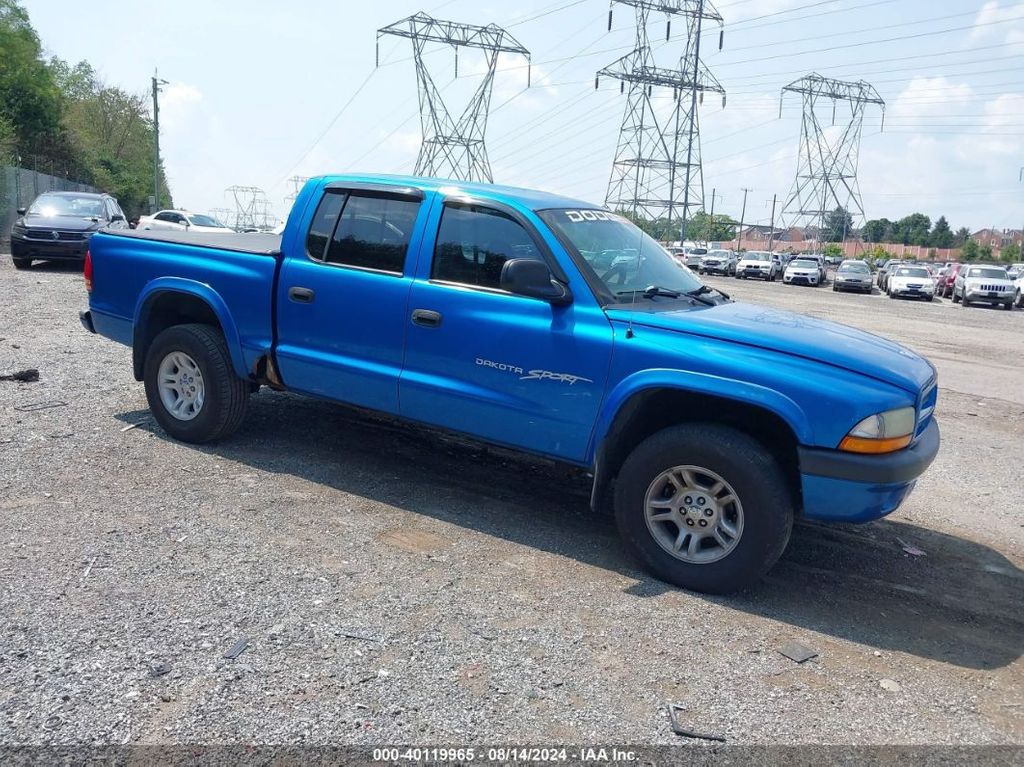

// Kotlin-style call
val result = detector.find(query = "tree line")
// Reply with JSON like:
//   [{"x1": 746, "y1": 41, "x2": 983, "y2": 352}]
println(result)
[{"x1": 0, "y1": 0, "x2": 171, "y2": 217}]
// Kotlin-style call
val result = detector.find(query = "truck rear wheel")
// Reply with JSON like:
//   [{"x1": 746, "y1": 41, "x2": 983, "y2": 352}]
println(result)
[
  {"x1": 143, "y1": 323, "x2": 249, "y2": 443},
  {"x1": 613, "y1": 423, "x2": 793, "y2": 594}
]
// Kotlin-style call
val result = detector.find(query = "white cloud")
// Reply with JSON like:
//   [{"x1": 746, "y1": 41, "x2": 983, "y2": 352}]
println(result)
[
  {"x1": 159, "y1": 83, "x2": 202, "y2": 131},
  {"x1": 971, "y1": 0, "x2": 1024, "y2": 43}
]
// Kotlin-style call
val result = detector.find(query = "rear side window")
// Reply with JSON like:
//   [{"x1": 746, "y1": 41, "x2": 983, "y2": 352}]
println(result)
[
  {"x1": 432, "y1": 204, "x2": 542, "y2": 290},
  {"x1": 306, "y1": 192, "x2": 346, "y2": 259},
  {"x1": 325, "y1": 194, "x2": 419, "y2": 273}
]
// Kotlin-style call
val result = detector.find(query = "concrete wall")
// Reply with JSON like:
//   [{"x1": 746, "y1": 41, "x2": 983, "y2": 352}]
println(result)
[{"x1": 0, "y1": 166, "x2": 98, "y2": 246}]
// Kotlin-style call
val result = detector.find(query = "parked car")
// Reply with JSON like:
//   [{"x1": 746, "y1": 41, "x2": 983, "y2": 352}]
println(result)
[
  {"x1": 782, "y1": 257, "x2": 822, "y2": 287},
  {"x1": 952, "y1": 265, "x2": 1015, "y2": 309},
  {"x1": 699, "y1": 250, "x2": 737, "y2": 276},
  {"x1": 887, "y1": 265, "x2": 935, "y2": 301},
  {"x1": 1006, "y1": 262, "x2": 1024, "y2": 281},
  {"x1": 1014, "y1": 273, "x2": 1024, "y2": 308},
  {"x1": 80, "y1": 174, "x2": 940, "y2": 595},
  {"x1": 938, "y1": 262, "x2": 962, "y2": 297},
  {"x1": 683, "y1": 246, "x2": 708, "y2": 269},
  {"x1": 876, "y1": 259, "x2": 904, "y2": 291},
  {"x1": 808, "y1": 254, "x2": 828, "y2": 282},
  {"x1": 735, "y1": 251, "x2": 780, "y2": 281},
  {"x1": 832, "y1": 260, "x2": 873, "y2": 294},
  {"x1": 136, "y1": 210, "x2": 234, "y2": 233},
  {"x1": 9, "y1": 191, "x2": 129, "y2": 269}
]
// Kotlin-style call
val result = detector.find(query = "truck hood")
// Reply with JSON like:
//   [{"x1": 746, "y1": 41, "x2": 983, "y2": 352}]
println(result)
[{"x1": 608, "y1": 301, "x2": 935, "y2": 395}]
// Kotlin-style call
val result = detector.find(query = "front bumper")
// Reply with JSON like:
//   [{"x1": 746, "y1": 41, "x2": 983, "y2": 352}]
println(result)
[
  {"x1": 835, "y1": 279, "x2": 872, "y2": 291},
  {"x1": 784, "y1": 274, "x2": 818, "y2": 285},
  {"x1": 891, "y1": 285, "x2": 933, "y2": 298},
  {"x1": 740, "y1": 267, "x2": 771, "y2": 279},
  {"x1": 965, "y1": 289, "x2": 1012, "y2": 303},
  {"x1": 11, "y1": 233, "x2": 91, "y2": 261},
  {"x1": 797, "y1": 419, "x2": 940, "y2": 523}
]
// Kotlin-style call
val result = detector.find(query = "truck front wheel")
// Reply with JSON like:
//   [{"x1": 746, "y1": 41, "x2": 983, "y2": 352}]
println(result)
[
  {"x1": 143, "y1": 323, "x2": 250, "y2": 444},
  {"x1": 613, "y1": 423, "x2": 793, "y2": 594}
]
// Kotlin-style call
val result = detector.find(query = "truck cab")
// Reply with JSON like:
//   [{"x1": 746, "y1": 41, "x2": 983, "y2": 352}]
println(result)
[{"x1": 81, "y1": 174, "x2": 940, "y2": 594}]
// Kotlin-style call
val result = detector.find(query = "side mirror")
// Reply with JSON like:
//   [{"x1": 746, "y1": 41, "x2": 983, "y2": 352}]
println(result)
[
  {"x1": 111, "y1": 213, "x2": 125, "y2": 222},
  {"x1": 500, "y1": 258, "x2": 572, "y2": 306},
  {"x1": 16, "y1": 208, "x2": 26, "y2": 216}
]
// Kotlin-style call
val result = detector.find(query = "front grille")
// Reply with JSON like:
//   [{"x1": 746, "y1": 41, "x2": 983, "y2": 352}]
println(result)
[
  {"x1": 977, "y1": 284, "x2": 1007, "y2": 292},
  {"x1": 25, "y1": 229, "x2": 88, "y2": 241},
  {"x1": 917, "y1": 383, "x2": 937, "y2": 437}
]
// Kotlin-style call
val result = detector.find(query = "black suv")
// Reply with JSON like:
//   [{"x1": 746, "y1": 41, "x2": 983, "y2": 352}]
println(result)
[{"x1": 10, "y1": 191, "x2": 130, "y2": 269}]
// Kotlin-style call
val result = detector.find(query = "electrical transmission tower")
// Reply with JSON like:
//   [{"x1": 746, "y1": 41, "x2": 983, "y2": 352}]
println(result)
[
  {"x1": 225, "y1": 185, "x2": 270, "y2": 231},
  {"x1": 779, "y1": 73, "x2": 885, "y2": 236},
  {"x1": 377, "y1": 12, "x2": 530, "y2": 183},
  {"x1": 284, "y1": 175, "x2": 310, "y2": 206},
  {"x1": 209, "y1": 207, "x2": 234, "y2": 229},
  {"x1": 596, "y1": 0, "x2": 725, "y2": 232}
]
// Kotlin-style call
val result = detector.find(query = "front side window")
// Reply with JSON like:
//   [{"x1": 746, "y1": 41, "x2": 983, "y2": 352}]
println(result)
[
  {"x1": 306, "y1": 192, "x2": 346, "y2": 259},
  {"x1": 432, "y1": 204, "x2": 542, "y2": 289},
  {"x1": 539, "y1": 208, "x2": 703, "y2": 300},
  {"x1": 155, "y1": 211, "x2": 179, "y2": 223}
]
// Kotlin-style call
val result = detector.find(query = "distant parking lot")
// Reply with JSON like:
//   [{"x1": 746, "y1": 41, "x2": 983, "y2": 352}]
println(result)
[{"x1": 1, "y1": 256, "x2": 1021, "y2": 746}]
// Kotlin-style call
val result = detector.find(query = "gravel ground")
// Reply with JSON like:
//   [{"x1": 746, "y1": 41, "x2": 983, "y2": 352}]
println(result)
[{"x1": 1, "y1": 256, "x2": 1021, "y2": 747}]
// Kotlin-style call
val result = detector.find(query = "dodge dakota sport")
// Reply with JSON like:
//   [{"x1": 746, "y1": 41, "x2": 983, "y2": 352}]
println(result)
[{"x1": 80, "y1": 175, "x2": 940, "y2": 593}]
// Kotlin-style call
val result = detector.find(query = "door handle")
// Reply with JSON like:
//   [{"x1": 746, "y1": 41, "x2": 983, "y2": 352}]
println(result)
[
  {"x1": 411, "y1": 309, "x2": 442, "y2": 328},
  {"x1": 288, "y1": 286, "x2": 315, "y2": 304}
]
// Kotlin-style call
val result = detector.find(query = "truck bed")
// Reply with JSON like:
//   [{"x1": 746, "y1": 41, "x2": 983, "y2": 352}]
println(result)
[{"x1": 105, "y1": 228, "x2": 282, "y2": 256}]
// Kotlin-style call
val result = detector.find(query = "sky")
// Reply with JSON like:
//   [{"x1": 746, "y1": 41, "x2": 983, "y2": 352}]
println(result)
[{"x1": 21, "y1": 0, "x2": 1024, "y2": 232}]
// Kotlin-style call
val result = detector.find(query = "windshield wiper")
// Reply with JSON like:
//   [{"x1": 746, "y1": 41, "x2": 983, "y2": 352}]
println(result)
[
  {"x1": 687, "y1": 284, "x2": 730, "y2": 302},
  {"x1": 614, "y1": 285, "x2": 683, "y2": 300}
]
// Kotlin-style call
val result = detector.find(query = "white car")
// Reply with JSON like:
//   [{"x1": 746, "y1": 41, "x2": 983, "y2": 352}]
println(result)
[
  {"x1": 783, "y1": 257, "x2": 822, "y2": 287},
  {"x1": 699, "y1": 249, "x2": 737, "y2": 276},
  {"x1": 1013, "y1": 273, "x2": 1024, "y2": 308},
  {"x1": 952, "y1": 265, "x2": 1015, "y2": 309},
  {"x1": 735, "y1": 251, "x2": 780, "y2": 281},
  {"x1": 136, "y1": 210, "x2": 234, "y2": 233},
  {"x1": 887, "y1": 265, "x2": 935, "y2": 301}
]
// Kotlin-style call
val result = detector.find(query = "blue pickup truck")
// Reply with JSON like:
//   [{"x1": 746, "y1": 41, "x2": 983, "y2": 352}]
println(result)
[{"x1": 80, "y1": 175, "x2": 939, "y2": 593}]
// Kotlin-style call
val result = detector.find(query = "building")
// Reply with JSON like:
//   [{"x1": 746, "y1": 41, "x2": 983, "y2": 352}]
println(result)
[{"x1": 970, "y1": 228, "x2": 1023, "y2": 257}]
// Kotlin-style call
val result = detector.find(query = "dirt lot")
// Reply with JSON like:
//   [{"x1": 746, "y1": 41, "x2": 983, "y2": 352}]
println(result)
[{"x1": 1, "y1": 256, "x2": 1022, "y2": 747}]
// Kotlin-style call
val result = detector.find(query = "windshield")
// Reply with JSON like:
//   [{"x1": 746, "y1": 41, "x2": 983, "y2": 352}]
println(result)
[
  {"x1": 706, "y1": 250, "x2": 732, "y2": 258},
  {"x1": 967, "y1": 267, "x2": 1008, "y2": 279},
  {"x1": 743, "y1": 252, "x2": 770, "y2": 262},
  {"x1": 790, "y1": 259, "x2": 816, "y2": 268},
  {"x1": 27, "y1": 194, "x2": 105, "y2": 219},
  {"x1": 188, "y1": 214, "x2": 228, "y2": 228},
  {"x1": 539, "y1": 209, "x2": 703, "y2": 299},
  {"x1": 895, "y1": 267, "x2": 930, "y2": 278},
  {"x1": 839, "y1": 262, "x2": 870, "y2": 273}
]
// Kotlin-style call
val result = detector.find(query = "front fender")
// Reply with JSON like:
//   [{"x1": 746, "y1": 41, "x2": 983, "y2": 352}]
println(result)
[
  {"x1": 588, "y1": 368, "x2": 814, "y2": 464},
  {"x1": 133, "y1": 278, "x2": 248, "y2": 379}
]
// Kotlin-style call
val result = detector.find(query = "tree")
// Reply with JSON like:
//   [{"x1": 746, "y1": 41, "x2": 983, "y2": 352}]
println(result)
[
  {"x1": 929, "y1": 216, "x2": 954, "y2": 248},
  {"x1": 894, "y1": 213, "x2": 931, "y2": 246},
  {"x1": 686, "y1": 210, "x2": 736, "y2": 242},
  {"x1": 953, "y1": 227, "x2": 970, "y2": 247},
  {"x1": 823, "y1": 243, "x2": 843, "y2": 258},
  {"x1": 961, "y1": 239, "x2": 979, "y2": 262},
  {"x1": 978, "y1": 244, "x2": 993, "y2": 261},
  {"x1": 1000, "y1": 242, "x2": 1020, "y2": 262},
  {"x1": 821, "y1": 206, "x2": 853, "y2": 242},
  {"x1": 0, "y1": 0, "x2": 71, "y2": 165},
  {"x1": 862, "y1": 218, "x2": 891, "y2": 243}
]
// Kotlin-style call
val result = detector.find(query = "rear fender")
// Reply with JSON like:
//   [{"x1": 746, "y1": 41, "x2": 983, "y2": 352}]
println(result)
[{"x1": 133, "y1": 278, "x2": 247, "y2": 379}]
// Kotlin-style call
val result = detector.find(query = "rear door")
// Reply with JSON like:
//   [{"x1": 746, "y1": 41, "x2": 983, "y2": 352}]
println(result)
[
  {"x1": 398, "y1": 198, "x2": 613, "y2": 462},
  {"x1": 274, "y1": 183, "x2": 431, "y2": 414}
]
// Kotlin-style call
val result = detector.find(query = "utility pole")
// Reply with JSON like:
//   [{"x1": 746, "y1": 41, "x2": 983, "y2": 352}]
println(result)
[
  {"x1": 151, "y1": 70, "x2": 169, "y2": 213},
  {"x1": 706, "y1": 187, "x2": 722, "y2": 244},
  {"x1": 766, "y1": 194, "x2": 778, "y2": 253},
  {"x1": 737, "y1": 187, "x2": 751, "y2": 251}
]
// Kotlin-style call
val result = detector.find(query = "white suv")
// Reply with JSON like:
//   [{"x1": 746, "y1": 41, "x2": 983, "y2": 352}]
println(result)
[
  {"x1": 735, "y1": 251, "x2": 780, "y2": 281},
  {"x1": 953, "y1": 265, "x2": 1015, "y2": 309}
]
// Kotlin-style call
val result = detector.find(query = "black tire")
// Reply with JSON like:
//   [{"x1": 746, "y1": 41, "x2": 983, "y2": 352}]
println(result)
[
  {"x1": 143, "y1": 323, "x2": 250, "y2": 444},
  {"x1": 952, "y1": 290, "x2": 961, "y2": 304},
  {"x1": 12, "y1": 257, "x2": 31, "y2": 270},
  {"x1": 1016, "y1": 290, "x2": 1023, "y2": 308},
  {"x1": 962, "y1": 295, "x2": 971, "y2": 307},
  {"x1": 613, "y1": 423, "x2": 793, "y2": 594}
]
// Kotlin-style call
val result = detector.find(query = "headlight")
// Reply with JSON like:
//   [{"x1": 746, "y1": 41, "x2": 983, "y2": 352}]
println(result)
[
  {"x1": 11, "y1": 221, "x2": 27, "y2": 236},
  {"x1": 839, "y1": 406, "x2": 916, "y2": 454}
]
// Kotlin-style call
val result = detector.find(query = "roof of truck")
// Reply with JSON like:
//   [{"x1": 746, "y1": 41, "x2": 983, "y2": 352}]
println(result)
[{"x1": 314, "y1": 174, "x2": 599, "y2": 212}]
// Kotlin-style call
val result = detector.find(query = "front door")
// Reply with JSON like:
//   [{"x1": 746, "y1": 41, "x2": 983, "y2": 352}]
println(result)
[
  {"x1": 275, "y1": 186, "x2": 429, "y2": 414},
  {"x1": 398, "y1": 200, "x2": 612, "y2": 462}
]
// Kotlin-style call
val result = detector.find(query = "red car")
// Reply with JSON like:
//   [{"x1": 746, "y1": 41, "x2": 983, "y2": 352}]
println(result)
[{"x1": 938, "y1": 263, "x2": 961, "y2": 298}]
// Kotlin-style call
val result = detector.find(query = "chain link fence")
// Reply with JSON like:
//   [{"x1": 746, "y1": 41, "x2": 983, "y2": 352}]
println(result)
[{"x1": 0, "y1": 166, "x2": 98, "y2": 248}]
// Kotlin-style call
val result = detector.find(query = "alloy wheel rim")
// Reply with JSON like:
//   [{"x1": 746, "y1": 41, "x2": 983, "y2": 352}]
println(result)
[
  {"x1": 157, "y1": 351, "x2": 205, "y2": 421},
  {"x1": 644, "y1": 465, "x2": 744, "y2": 564}
]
